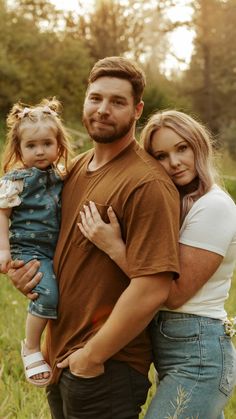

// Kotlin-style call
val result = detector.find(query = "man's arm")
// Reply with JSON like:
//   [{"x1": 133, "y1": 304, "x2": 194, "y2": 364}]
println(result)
[
  {"x1": 165, "y1": 244, "x2": 222, "y2": 309},
  {"x1": 57, "y1": 272, "x2": 173, "y2": 377},
  {"x1": 8, "y1": 259, "x2": 42, "y2": 300}
]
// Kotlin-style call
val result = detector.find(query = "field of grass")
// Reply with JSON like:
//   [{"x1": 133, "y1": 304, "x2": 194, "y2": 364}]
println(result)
[{"x1": 0, "y1": 271, "x2": 235, "y2": 418}]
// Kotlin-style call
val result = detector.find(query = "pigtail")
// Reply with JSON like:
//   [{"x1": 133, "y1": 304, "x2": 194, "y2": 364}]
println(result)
[{"x1": 2, "y1": 103, "x2": 27, "y2": 173}]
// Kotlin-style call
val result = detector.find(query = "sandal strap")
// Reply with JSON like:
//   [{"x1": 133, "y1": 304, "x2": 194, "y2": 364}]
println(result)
[
  {"x1": 22, "y1": 351, "x2": 44, "y2": 368},
  {"x1": 25, "y1": 363, "x2": 51, "y2": 379}
]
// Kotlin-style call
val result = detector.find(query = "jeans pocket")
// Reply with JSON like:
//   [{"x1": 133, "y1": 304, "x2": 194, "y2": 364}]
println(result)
[
  {"x1": 159, "y1": 318, "x2": 199, "y2": 342},
  {"x1": 219, "y1": 335, "x2": 236, "y2": 396}
]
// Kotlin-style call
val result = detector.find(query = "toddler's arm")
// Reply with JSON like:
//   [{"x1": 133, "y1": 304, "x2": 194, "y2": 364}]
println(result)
[{"x1": 0, "y1": 208, "x2": 12, "y2": 273}]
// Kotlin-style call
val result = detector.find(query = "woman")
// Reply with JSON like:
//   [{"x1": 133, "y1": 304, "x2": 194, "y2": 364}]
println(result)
[{"x1": 79, "y1": 110, "x2": 236, "y2": 419}]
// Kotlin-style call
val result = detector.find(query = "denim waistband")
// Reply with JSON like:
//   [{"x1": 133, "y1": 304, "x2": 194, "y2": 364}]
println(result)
[{"x1": 157, "y1": 310, "x2": 224, "y2": 324}]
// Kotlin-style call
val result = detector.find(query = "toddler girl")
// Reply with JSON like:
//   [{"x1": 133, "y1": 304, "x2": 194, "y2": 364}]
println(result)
[{"x1": 0, "y1": 98, "x2": 72, "y2": 386}]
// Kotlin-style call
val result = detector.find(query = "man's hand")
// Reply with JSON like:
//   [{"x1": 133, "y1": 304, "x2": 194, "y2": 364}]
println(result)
[
  {"x1": 8, "y1": 259, "x2": 42, "y2": 300},
  {"x1": 57, "y1": 347, "x2": 105, "y2": 378}
]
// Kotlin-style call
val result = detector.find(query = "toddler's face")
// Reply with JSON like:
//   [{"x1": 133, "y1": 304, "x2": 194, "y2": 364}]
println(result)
[{"x1": 20, "y1": 124, "x2": 58, "y2": 170}]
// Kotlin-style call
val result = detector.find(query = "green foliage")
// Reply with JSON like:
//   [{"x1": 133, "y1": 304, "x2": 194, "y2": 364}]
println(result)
[
  {"x1": 182, "y1": 0, "x2": 236, "y2": 149},
  {"x1": 0, "y1": 0, "x2": 92, "y2": 120},
  {"x1": 224, "y1": 178, "x2": 236, "y2": 203}
]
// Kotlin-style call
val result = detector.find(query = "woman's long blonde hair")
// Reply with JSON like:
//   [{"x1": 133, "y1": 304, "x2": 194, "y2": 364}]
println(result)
[
  {"x1": 141, "y1": 110, "x2": 219, "y2": 221},
  {"x1": 2, "y1": 97, "x2": 73, "y2": 174}
]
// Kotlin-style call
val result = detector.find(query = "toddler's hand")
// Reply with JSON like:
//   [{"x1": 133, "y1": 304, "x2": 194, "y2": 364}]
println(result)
[{"x1": 0, "y1": 250, "x2": 12, "y2": 273}]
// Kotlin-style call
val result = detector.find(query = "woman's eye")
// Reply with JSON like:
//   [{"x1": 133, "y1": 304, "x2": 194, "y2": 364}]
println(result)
[
  {"x1": 178, "y1": 145, "x2": 187, "y2": 152},
  {"x1": 156, "y1": 154, "x2": 166, "y2": 161}
]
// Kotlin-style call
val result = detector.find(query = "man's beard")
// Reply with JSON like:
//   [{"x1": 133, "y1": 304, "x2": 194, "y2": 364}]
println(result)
[{"x1": 83, "y1": 114, "x2": 135, "y2": 144}]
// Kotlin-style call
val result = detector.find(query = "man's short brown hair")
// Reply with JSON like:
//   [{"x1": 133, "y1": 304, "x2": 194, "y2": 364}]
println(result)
[{"x1": 88, "y1": 56, "x2": 146, "y2": 104}]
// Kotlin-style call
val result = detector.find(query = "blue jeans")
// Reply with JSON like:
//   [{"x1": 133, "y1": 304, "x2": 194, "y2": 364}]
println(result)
[
  {"x1": 145, "y1": 311, "x2": 236, "y2": 419},
  {"x1": 46, "y1": 360, "x2": 150, "y2": 419},
  {"x1": 11, "y1": 233, "x2": 59, "y2": 319}
]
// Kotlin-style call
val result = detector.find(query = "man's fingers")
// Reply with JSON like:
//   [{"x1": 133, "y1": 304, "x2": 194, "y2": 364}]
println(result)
[
  {"x1": 9, "y1": 259, "x2": 25, "y2": 269},
  {"x1": 8, "y1": 259, "x2": 42, "y2": 296},
  {"x1": 26, "y1": 291, "x2": 39, "y2": 301}
]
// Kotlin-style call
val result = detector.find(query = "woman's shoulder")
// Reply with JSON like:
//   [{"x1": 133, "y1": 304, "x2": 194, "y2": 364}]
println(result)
[{"x1": 186, "y1": 185, "x2": 236, "y2": 229}]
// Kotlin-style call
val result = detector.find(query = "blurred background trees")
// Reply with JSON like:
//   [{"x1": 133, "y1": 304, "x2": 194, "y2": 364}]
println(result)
[{"x1": 0, "y1": 0, "x2": 236, "y2": 160}]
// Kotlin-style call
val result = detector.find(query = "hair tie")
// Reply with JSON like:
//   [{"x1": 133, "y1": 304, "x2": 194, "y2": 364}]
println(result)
[
  {"x1": 42, "y1": 106, "x2": 58, "y2": 117},
  {"x1": 18, "y1": 107, "x2": 31, "y2": 119}
]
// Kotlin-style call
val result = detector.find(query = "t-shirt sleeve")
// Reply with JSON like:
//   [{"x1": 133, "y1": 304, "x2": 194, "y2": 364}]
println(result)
[
  {"x1": 0, "y1": 179, "x2": 24, "y2": 208},
  {"x1": 123, "y1": 180, "x2": 180, "y2": 278},
  {"x1": 179, "y1": 194, "x2": 236, "y2": 256}
]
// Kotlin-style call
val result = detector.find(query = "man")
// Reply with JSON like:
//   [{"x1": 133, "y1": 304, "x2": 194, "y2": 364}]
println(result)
[{"x1": 9, "y1": 56, "x2": 180, "y2": 418}]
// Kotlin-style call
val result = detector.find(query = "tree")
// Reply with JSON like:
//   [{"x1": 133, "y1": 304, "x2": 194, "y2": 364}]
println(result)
[{"x1": 181, "y1": 0, "x2": 236, "y2": 138}]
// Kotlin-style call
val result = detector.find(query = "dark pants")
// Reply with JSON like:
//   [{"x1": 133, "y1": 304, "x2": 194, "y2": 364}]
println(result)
[{"x1": 46, "y1": 360, "x2": 150, "y2": 419}]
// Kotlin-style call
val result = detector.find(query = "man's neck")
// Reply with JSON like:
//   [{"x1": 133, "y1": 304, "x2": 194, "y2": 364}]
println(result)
[{"x1": 88, "y1": 131, "x2": 135, "y2": 171}]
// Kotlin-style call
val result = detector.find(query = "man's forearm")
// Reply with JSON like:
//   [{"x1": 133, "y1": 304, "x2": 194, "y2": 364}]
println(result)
[{"x1": 84, "y1": 273, "x2": 173, "y2": 363}]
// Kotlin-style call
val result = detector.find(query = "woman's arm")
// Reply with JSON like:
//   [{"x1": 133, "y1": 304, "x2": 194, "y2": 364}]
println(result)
[
  {"x1": 78, "y1": 201, "x2": 129, "y2": 274},
  {"x1": 0, "y1": 208, "x2": 12, "y2": 272},
  {"x1": 79, "y1": 203, "x2": 224, "y2": 309}
]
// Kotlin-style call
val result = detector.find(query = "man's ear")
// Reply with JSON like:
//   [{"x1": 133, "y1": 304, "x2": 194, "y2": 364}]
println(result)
[{"x1": 135, "y1": 101, "x2": 144, "y2": 121}]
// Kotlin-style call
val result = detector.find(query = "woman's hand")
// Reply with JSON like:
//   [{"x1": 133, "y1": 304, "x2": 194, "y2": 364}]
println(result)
[
  {"x1": 78, "y1": 201, "x2": 128, "y2": 274},
  {"x1": 78, "y1": 201, "x2": 123, "y2": 255}
]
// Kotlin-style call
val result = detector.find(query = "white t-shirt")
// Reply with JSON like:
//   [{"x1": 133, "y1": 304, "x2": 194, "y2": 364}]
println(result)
[{"x1": 164, "y1": 185, "x2": 236, "y2": 320}]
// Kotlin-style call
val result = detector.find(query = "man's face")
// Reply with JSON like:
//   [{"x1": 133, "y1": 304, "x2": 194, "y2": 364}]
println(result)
[{"x1": 83, "y1": 77, "x2": 143, "y2": 143}]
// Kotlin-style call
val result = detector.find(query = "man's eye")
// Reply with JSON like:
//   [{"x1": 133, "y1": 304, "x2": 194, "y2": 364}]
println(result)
[
  {"x1": 90, "y1": 97, "x2": 100, "y2": 102},
  {"x1": 112, "y1": 100, "x2": 124, "y2": 105}
]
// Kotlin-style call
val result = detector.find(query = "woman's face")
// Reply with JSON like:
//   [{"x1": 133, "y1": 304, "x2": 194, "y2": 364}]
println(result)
[{"x1": 151, "y1": 127, "x2": 197, "y2": 186}]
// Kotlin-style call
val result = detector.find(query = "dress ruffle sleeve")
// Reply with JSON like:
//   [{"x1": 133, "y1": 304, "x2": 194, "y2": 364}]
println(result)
[{"x1": 0, "y1": 179, "x2": 24, "y2": 208}]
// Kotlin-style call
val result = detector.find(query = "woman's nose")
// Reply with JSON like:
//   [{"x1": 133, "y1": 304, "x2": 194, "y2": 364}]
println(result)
[{"x1": 169, "y1": 154, "x2": 180, "y2": 167}]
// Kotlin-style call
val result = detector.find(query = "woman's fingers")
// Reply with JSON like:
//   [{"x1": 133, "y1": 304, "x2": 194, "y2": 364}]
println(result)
[
  {"x1": 89, "y1": 201, "x2": 102, "y2": 222},
  {"x1": 107, "y1": 206, "x2": 119, "y2": 225}
]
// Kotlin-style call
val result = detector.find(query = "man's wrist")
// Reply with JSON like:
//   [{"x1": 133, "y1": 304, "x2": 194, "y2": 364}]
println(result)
[{"x1": 83, "y1": 341, "x2": 106, "y2": 365}]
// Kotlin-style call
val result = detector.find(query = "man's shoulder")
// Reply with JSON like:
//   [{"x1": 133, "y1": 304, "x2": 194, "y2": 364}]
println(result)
[
  {"x1": 127, "y1": 141, "x2": 174, "y2": 186},
  {"x1": 70, "y1": 149, "x2": 93, "y2": 170}
]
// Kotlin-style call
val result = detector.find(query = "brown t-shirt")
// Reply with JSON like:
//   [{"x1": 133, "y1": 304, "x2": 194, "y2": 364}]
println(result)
[{"x1": 44, "y1": 140, "x2": 180, "y2": 383}]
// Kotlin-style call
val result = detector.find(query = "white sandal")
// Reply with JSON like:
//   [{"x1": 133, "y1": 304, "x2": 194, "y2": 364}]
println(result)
[{"x1": 21, "y1": 340, "x2": 52, "y2": 387}]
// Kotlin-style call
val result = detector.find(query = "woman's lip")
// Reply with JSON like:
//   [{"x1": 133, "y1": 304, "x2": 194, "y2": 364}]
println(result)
[{"x1": 173, "y1": 170, "x2": 186, "y2": 177}]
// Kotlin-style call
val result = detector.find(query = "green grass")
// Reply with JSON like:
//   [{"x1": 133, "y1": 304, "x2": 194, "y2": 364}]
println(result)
[{"x1": 0, "y1": 272, "x2": 235, "y2": 418}]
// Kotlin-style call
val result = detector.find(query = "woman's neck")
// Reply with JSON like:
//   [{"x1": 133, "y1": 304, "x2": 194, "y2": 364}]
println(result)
[{"x1": 178, "y1": 177, "x2": 199, "y2": 198}]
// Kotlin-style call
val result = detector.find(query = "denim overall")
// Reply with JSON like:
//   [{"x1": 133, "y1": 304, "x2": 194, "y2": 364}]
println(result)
[{"x1": 5, "y1": 167, "x2": 63, "y2": 319}]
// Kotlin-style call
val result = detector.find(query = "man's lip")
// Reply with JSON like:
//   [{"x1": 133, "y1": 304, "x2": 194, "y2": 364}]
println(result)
[{"x1": 92, "y1": 119, "x2": 113, "y2": 126}]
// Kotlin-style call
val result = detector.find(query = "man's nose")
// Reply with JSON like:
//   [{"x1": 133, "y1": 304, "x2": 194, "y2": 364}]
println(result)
[{"x1": 97, "y1": 101, "x2": 110, "y2": 116}]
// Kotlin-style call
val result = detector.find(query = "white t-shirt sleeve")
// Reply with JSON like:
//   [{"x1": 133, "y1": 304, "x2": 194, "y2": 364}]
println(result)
[
  {"x1": 179, "y1": 188, "x2": 236, "y2": 257},
  {"x1": 0, "y1": 179, "x2": 24, "y2": 208}
]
